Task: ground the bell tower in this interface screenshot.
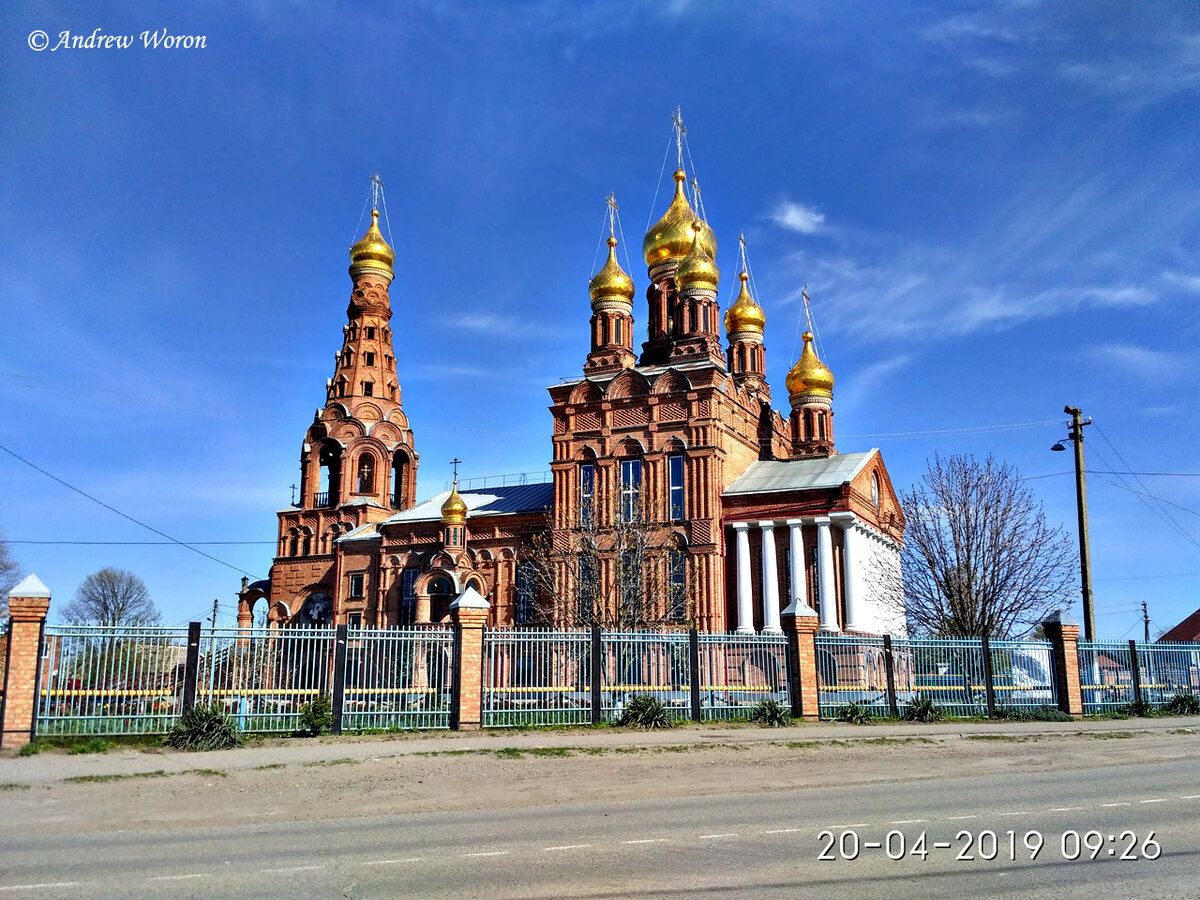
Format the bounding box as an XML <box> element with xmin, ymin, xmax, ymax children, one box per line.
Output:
<box><xmin>268</xmin><ymin>180</ymin><xmax>421</xmax><ymax>626</ymax></box>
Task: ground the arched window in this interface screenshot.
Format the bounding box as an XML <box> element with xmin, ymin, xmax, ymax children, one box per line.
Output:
<box><xmin>818</xmin><ymin>412</ymin><xmax>827</xmax><ymax>440</ymax></box>
<box><xmin>620</xmin><ymin>458</ymin><xmax>642</xmax><ymax>522</ymax></box>
<box><xmin>357</xmin><ymin>455</ymin><xmax>375</xmax><ymax>494</ymax></box>
<box><xmin>803</xmin><ymin>409</ymin><xmax>814</xmax><ymax>441</ymax></box>
<box><xmin>579</xmin><ymin>462</ymin><xmax>595</xmax><ymax>528</ymax></box>
<box><xmin>667</xmin><ymin>454</ymin><xmax>685</xmax><ymax>521</ymax></box>
<box><xmin>289</xmin><ymin>532</ymin><xmax>299</xmax><ymax>557</ymax></box>
<box><xmin>317</xmin><ymin>443</ymin><xmax>340</xmax><ymax>506</ymax></box>
<box><xmin>391</xmin><ymin>449</ymin><xmax>409</xmax><ymax>509</ymax></box>
<box><xmin>428</xmin><ymin>577</ymin><xmax>454</xmax><ymax>623</ymax></box>
<box><xmin>871</xmin><ymin>472</ymin><xmax>881</xmax><ymax>511</ymax></box>
<box><xmin>400</xmin><ymin>569</ymin><xmax>419</xmax><ymax>624</ymax></box>
<box><xmin>301</xmin><ymin>528</ymin><xmax>312</xmax><ymax>556</ymax></box>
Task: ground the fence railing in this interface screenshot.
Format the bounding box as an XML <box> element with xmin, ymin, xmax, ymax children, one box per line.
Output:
<box><xmin>481</xmin><ymin>629</ymin><xmax>790</xmax><ymax>727</ymax></box>
<box><xmin>34</xmin><ymin>624</ymin><xmax>455</xmax><ymax>736</ymax></box>
<box><xmin>816</xmin><ymin>634</ymin><xmax>1059</xmax><ymax>720</ymax></box>
<box><xmin>482</xmin><ymin>629</ymin><xmax>592</xmax><ymax>728</ymax></box>
<box><xmin>31</xmin><ymin>622</ymin><xmax>1200</xmax><ymax>737</ymax></box>
<box><xmin>343</xmin><ymin>626</ymin><xmax>455</xmax><ymax>731</ymax></box>
<box><xmin>600</xmin><ymin>630</ymin><xmax>692</xmax><ymax>722</ymax></box>
<box><xmin>36</xmin><ymin>625</ymin><xmax>192</xmax><ymax>736</ymax></box>
<box><xmin>697</xmin><ymin>632</ymin><xmax>789</xmax><ymax>721</ymax></box>
<box><xmin>1079</xmin><ymin>640</ymin><xmax>1200</xmax><ymax>715</ymax></box>
<box><xmin>197</xmin><ymin>627</ymin><xmax>337</xmax><ymax>733</ymax></box>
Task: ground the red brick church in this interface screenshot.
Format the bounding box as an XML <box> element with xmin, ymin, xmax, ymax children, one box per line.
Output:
<box><xmin>240</xmin><ymin>157</ymin><xmax>906</xmax><ymax>636</ymax></box>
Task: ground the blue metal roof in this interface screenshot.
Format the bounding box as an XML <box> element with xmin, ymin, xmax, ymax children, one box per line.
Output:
<box><xmin>383</xmin><ymin>481</ymin><xmax>554</xmax><ymax>524</ymax></box>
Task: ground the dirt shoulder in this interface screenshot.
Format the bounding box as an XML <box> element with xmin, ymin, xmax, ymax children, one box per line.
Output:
<box><xmin>2</xmin><ymin>718</ymin><xmax>1197</xmax><ymax>837</ymax></box>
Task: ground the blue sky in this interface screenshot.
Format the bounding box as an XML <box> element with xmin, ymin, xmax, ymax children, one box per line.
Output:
<box><xmin>2</xmin><ymin>0</ymin><xmax>1198</xmax><ymax>637</ymax></box>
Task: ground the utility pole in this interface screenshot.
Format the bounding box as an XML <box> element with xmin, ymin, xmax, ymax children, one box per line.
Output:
<box><xmin>210</xmin><ymin>598</ymin><xmax>219</xmax><ymax>640</ymax></box>
<box><xmin>1142</xmin><ymin>600</ymin><xmax>1150</xmax><ymax>644</ymax></box>
<box><xmin>1065</xmin><ymin>406</ymin><xmax>1095</xmax><ymax>642</ymax></box>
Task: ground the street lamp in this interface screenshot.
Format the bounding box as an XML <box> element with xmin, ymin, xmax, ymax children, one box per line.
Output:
<box><xmin>1051</xmin><ymin>405</ymin><xmax>1094</xmax><ymax>641</ymax></box>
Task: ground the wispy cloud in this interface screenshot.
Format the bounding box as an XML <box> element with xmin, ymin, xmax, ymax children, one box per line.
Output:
<box><xmin>768</xmin><ymin>200</ymin><xmax>826</xmax><ymax>234</ymax></box>
<box><xmin>1083</xmin><ymin>343</ymin><xmax>1183</xmax><ymax>382</ymax></box>
<box><xmin>1162</xmin><ymin>271</ymin><xmax>1200</xmax><ymax>294</ymax></box>
<box><xmin>1059</xmin><ymin>33</ymin><xmax>1200</xmax><ymax>104</ymax></box>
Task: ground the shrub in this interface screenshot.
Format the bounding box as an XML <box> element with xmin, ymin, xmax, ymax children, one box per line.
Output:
<box><xmin>1164</xmin><ymin>693</ymin><xmax>1200</xmax><ymax>716</ymax></box>
<box><xmin>68</xmin><ymin>737</ymin><xmax>116</xmax><ymax>755</ymax></box>
<box><xmin>749</xmin><ymin>698</ymin><xmax>792</xmax><ymax>727</ymax></box>
<box><xmin>166</xmin><ymin>705</ymin><xmax>245</xmax><ymax>751</ymax></box>
<box><xmin>617</xmin><ymin>694</ymin><xmax>674</xmax><ymax>730</ymax></box>
<box><xmin>993</xmin><ymin>705</ymin><xmax>1073</xmax><ymax>722</ymax></box>
<box><xmin>836</xmin><ymin>702</ymin><xmax>874</xmax><ymax>725</ymax></box>
<box><xmin>902</xmin><ymin>696</ymin><xmax>945</xmax><ymax>723</ymax></box>
<box><xmin>1116</xmin><ymin>698</ymin><xmax>1154</xmax><ymax>718</ymax></box>
<box><xmin>297</xmin><ymin>696</ymin><xmax>333</xmax><ymax>736</ymax></box>
<box><xmin>17</xmin><ymin>742</ymin><xmax>41</xmax><ymax>757</ymax></box>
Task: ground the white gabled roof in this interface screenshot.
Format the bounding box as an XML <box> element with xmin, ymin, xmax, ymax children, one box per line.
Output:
<box><xmin>722</xmin><ymin>451</ymin><xmax>876</xmax><ymax>496</ymax></box>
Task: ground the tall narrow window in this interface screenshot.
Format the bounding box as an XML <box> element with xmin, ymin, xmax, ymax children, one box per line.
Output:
<box><xmin>349</xmin><ymin>573</ymin><xmax>365</xmax><ymax>598</ymax></box>
<box><xmin>818</xmin><ymin>412</ymin><xmax>826</xmax><ymax>440</ymax></box>
<box><xmin>362</xmin><ymin>381</ymin><xmax>374</xmax><ymax>397</ymax></box>
<box><xmin>668</xmin><ymin>549</ymin><xmax>686</xmax><ymax>621</ymax></box>
<box><xmin>400</xmin><ymin>569</ymin><xmax>418</xmax><ymax>624</ymax></box>
<box><xmin>515</xmin><ymin>561</ymin><xmax>536</xmax><ymax>625</ymax></box>
<box><xmin>579</xmin><ymin>463</ymin><xmax>595</xmax><ymax>528</ymax></box>
<box><xmin>619</xmin><ymin>550</ymin><xmax>642</xmax><ymax>618</ymax></box>
<box><xmin>620</xmin><ymin>458</ymin><xmax>642</xmax><ymax>522</ymax></box>
<box><xmin>668</xmin><ymin>454</ymin><xmax>685</xmax><ymax>521</ymax></box>
<box><xmin>366</xmin><ymin>326</ymin><xmax>376</xmax><ymax>340</ymax></box>
<box><xmin>577</xmin><ymin>555</ymin><xmax>597</xmax><ymax>624</ymax></box>
<box><xmin>364</xmin><ymin>352</ymin><xmax>375</xmax><ymax>366</ymax></box>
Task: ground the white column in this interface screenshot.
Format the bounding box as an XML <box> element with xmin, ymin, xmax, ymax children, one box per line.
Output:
<box><xmin>732</xmin><ymin>523</ymin><xmax>754</xmax><ymax>634</ymax></box>
<box><xmin>831</xmin><ymin>512</ymin><xmax>862</xmax><ymax>632</ymax></box>
<box><xmin>758</xmin><ymin>521</ymin><xmax>781</xmax><ymax>634</ymax></box>
<box><xmin>814</xmin><ymin>516</ymin><xmax>838</xmax><ymax>632</ymax></box>
<box><xmin>786</xmin><ymin>518</ymin><xmax>807</xmax><ymax>609</ymax></box>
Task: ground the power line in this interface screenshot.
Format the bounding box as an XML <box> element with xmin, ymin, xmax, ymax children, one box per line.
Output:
<box><xmin>9</xmin><ymin>541</ymin><xmax>275</xmax><ymax>546</ymax></box>
<box><xmin>0</xmin><ymin>440</ymin><xmax>263</xmax><ymax>580</ymax></box>
<box><xmin>840</xmin><ymin>419</ymin><xmax>1061</xmax><ymax>440</ymax></box>
<box><xmin>1089</xmin><ymin>426</ymin><xmax>1200</xmax><ymax>549</ymax></box>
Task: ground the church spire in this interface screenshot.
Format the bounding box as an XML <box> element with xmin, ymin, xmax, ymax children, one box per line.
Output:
<box><xmin>786</xmin><ymin>292</ymin><xmax>836</xmax><ymax>457</ymax></box>
<box><xmin>585</xmin><ymin>194</ymin><xmax>637</xmax><ymax>376</ymax></box>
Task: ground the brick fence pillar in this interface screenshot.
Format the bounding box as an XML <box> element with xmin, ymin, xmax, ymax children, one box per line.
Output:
<box><xmin>2</xmin><ymin>575</ymin><xmax>51</xmax><ymax>750</ymax></box>
<box><xmin>1042</xmin><ymin>610</ymin><xmax>1083</xmax><ymax>719</ymax></box>
<box><xmin>781</xmin><ymin>600</ymin><xmax>822</xmax><ymax>721</ymax></box>
<box><xmin>450</xmin><ymin>587</ymin><xmax>489</xmax><ymax>731</ymax></box>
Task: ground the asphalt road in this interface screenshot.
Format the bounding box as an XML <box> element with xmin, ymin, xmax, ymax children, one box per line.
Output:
<box><xmin>2</xmin><ymin>758</ymin><xmax>1198</xmax><ymax>898</ymax></box>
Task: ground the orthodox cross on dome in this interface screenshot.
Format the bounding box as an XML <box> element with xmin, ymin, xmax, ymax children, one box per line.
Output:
<box><xmin>370</xmin><ymin>172</ymin><xmax>385</xmax><ymax>209</ymax></box>
<box><xmin>802</xmin><ymin>285</ymin><xmax>814</xmax><ymax>335</ymax></box>
<box><xmin>738</xmin><ymin>231</ymin><xmax>748</xmax><ymax>271</ymax></box>
<box><xmin>450</xmin><ymin>457</ymin><xmax>462</xmax><ymax>483</ymax></box>
<box><xmin>671</xmin><ymin>106</ymin><xmax>687</xmax><ymax>169</ymax></box>
<box><xmin>606</xmin><ymin>191</ymin><xmax>619</xmax><ymax>238</ymax></box>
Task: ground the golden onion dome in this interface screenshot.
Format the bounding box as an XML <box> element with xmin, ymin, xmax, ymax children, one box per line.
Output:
<box><xmin>440</xmin><ymin>480</ymin><xmax>468</xmax><ymax>526</ymax></box>
<box><xmin>786</xmin><ymin>331</ymin><xmax>835</xmax><ymax>404</ymax></box>
<box><xmin>724</xmin><ymin>271</ymin><xmax>766</xmax><ymax>336</ymax></box>
<box><xmin>675</xmin><ymin>220</ymin><xmax>720</xmax><ymax>292</ymax></box>
<box><xmin>349</xmin><ymin>209</ymin><xmax>395</xmax><ymax>278</ymax></box>
<box><xmin>643</xmin><ymin>169</ymin><xmax>716</xmax><ymax>267</ymax></box>
<box><xmin>588</xmin><ymin>236</ymin><xmax>635</xmax><ymax>302</ymax></box>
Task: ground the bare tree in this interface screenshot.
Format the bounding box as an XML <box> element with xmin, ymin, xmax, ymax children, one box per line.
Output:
<box><xmin>891</xmin><ymin>453</ymin><xmax>1076</xmax><ymax>638</ymax></box>
<box><xmin>526</xmin><ymin>492</ymin><xmax>689</xmax><ymax>628</ymax></box>
<box><xmin>0</xmin><ymin>528</ymin><xmax>21</xmax><ymax>618</ymax></box>
<box><xmin>60</xmin><ymin>567</ymin><xmax>162</xmax><ymax>626</ymax></box>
